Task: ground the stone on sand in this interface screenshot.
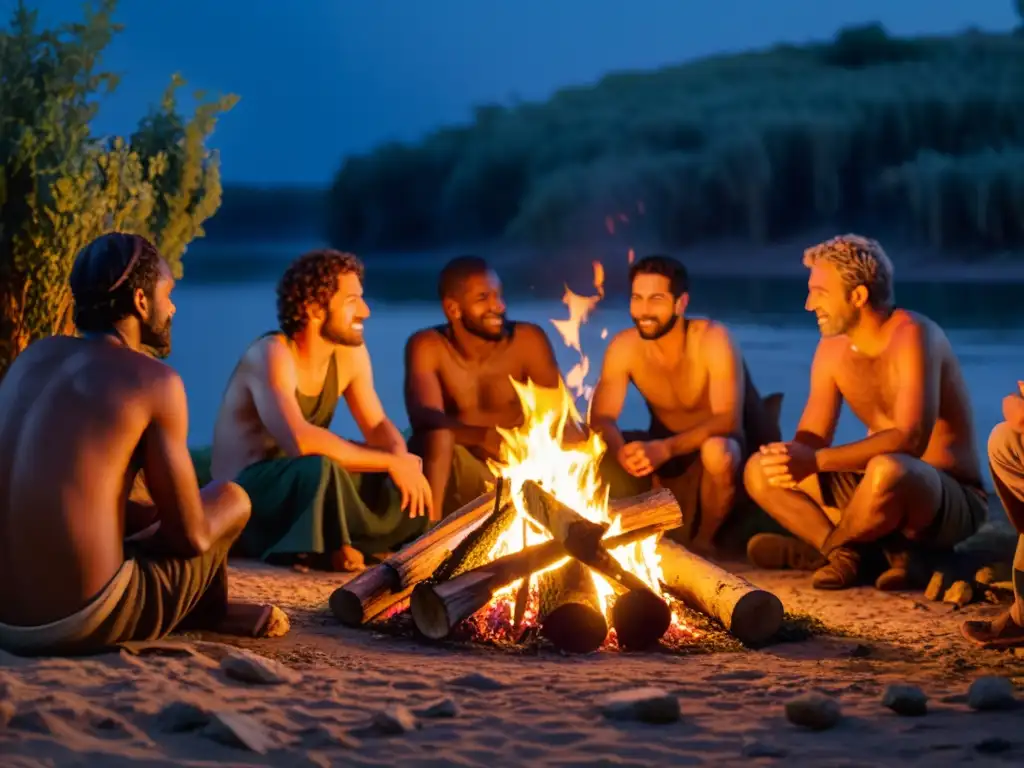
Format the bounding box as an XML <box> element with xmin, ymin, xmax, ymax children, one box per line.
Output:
<box><xmin>220</xmin><ymin>648</ymin><xmax>302</xmax><ymax>686</ymax></box>
<box><xmin>742</xmin><ymin>741</ymin><xmax>788</xmax><ymax>758</ymax></box>
<box><xmin>882</xmin><ymin>684</ymin><xmax>928</xmax><ymax>716</ymax></box>
<box><xmin>942</xmin><ymin>581</ymin><xmax>973</xmax><ymax>608</ymax></box>
<box><xmin>967</xmin><ymin>677</ymin><xmax>1017</xmax><ymax>711</ymax></box>
<box><xmin>156</xmin><ymin>699</ymin><xmax>213</xmax><ymax>732</ymax></box>
<box><xmin>368</xmin><ymin>705</ymin><xmax>419</xmax><ymax>735</ymax></box>
<box><xmin>203</xmin><ymin>711</ymin><xmax>278</xmax><ymax>754</ymax></box>
<box><xmin>301</xmin><ymin>722</ymin><xmax>362</xmax><ymax>749</ymax></box>
<box><xmin>449</xmin><ymin>672</ymin><xmax>506</xmax><ymax>691</ymax></box>
<box><xmin>414</xmin><ymin>697</ymin><xmax>459</xmax><ymax>718</ymax></box>
<box><xmin>784</xmin><ymin>693</ymin><xmax>841</xmax><ymax>731</ymax></box>
<box><xmin>599</xmin><ymin>687</ymin><xmax>681</xmax><ymax>724</ymax></box>
<box><xmin>924</xmin><ymin>571</ymin><xmax>948</xmax><ymax>602</ymax></box>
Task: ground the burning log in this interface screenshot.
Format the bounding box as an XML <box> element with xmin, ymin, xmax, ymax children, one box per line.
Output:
<box><xmin>609</xmin><ymin>488</ymin><xmax>683</xmax><ymax>534</ymax></box>
<box><xmin>410</xmin><ymin>518</ymin><xmax>674</xmax><ymax>642</ymax></box>
<box><xmin>657</xmin><ymin>539</ymin><xmax>784</xmax><ymax>646</ymax></box>
<box><xmin>431</xmin><ymin>499</ymin><xmax>517</xmax><ymax>582</ymax></box>
<box><xmin>537</xmin><ymin>559</ymin><xmax>607</xmax><ymax>653</ymax></box>
<box><xmin>329</xmin><ymin>489</ymin><xmax>499</xmax><ymax>626</ymax></box>
<box><xmin>519</xmin><ymin>480</ymin><xmax>608</xmax><ymax>559</ymax></box>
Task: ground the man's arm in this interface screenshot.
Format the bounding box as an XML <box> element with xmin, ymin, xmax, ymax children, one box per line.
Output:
<box><xmin>248</xmin><ymin>339</ymin><xmax>397</xmax><ymax>473</ymax></box>
<box><xmin>792</xmin><ymin>341</ymin><xmax>843</xmax><ymax>450</ymax></box>
<box><xmin>1003</xmin><ymin>390</ymin><xmax>1024</xmax><ymax>432</ymax></box>
<box><xmin>815</xmin><ymin>323</ymin><xmax>937</xmax><ymax>472</ymax></box>
<box><xmin>343</xmin><ymin>345</ymin><xmax>407</xmax><ymax>454</ymax></box>
<box><xmin>660</xmin><ymin>324</ymin><xmax>743</xmax><ymax>457</ymax></box>
<box><xmin>403</xmin><ymin>331</ymin><xmax>492</xmax><ymax>447</ymax></box>
<box><xmin>589</xmin><ymin>334</ymin><xmax>631</xmax><ymax>456</ymax></box>
<box><xmin>142</xmin><ymin>372</ymin><xmax>235</xmax><ymax>556</ymax></box>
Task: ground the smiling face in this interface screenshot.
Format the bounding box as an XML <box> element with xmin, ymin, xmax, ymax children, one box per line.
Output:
<box><xmin>446</xmin><ymin>269</ymin><xmax>507</xmax><ymax>341</ymax></box>
<box><xmin>319</xmin><ymin>271</ymin><xmax>370</xmax><ymax>347</ymax></box>
<box><xmin>805</xmin><ymin>261</ymin><xmax>861</xmax><ymax>338</ymax></box>
<box><xmin>629</xmin><ymin>273</ymin><xmax>686</xmax><ymax>340</ymax></box>
<box><xmin>137</xmin><ymin>258</ymin><xmax>176</xmax><ymax>358</ymax></box>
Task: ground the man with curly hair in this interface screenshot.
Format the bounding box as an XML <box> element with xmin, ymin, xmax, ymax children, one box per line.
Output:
<box><xmin>404</xmin><ymin>255</ymin><xmax>567</xmax><ymax>518</ymax></box>
<box><xmin>744</xmin><ymin>234</ymin><xmax>986</xmax><ymax>591</ymax></box>
<box><xmin>0</xmin><ymin>232</ymin><xmax>287</xmax><ymax>657</ymax></box>
<box><xmin>209</xmin><ymin>249</ymin><xmax>431</xmax><ymax>572</ymax></box>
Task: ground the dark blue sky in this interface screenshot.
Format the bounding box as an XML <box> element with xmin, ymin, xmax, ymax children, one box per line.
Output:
<box><xmin>9</xmin><ymin>1</ymin><xmax>1018</xmax><ymax>184</ymax></box>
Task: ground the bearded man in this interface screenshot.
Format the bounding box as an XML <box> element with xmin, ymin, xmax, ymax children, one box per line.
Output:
<box><xmin>404</xmin><ymin>256</ymin><xmax>567</xmax><ymax>518</ymax></box>
<box><xmin>208</xmin><ymin>249</ymin><xmax>432</xmax><ymax>572</ymax></box>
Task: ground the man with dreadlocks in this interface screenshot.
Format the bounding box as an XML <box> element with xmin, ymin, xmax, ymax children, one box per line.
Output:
<box><xmin>0</xmin><ymin>232</ymin><xmax>287</xmax><ymax>656</ymax></box>
<box><xmin>743</xmin><ymin>234</ymin><xmax>986</xmax><ymax>591</ymax></box>
<box><xmin>208</xmin><ymin>249</ymin><xmax>432</xmax><ymax>572</ymax></box>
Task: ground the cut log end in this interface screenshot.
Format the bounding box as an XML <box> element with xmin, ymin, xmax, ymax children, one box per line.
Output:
<box><xmin>409</xmin><ymin>583</ymin><xmax>451</xmax><ymax>640</ymax></box>
<box><xmin>611</xmin><ymin>589</ymin><xmax>672</xmax><ymax>651</ymax></box>
<box><xmin>731</xmin><ymin>590</ymin><xmax>785</xmax><ymax>646</ymax></box>
<box><xmin>541</xmin><ymin>602</ymin><xmax>608</xmax><ymax>654</ymax></box>
<box><xmin>328</xmin><ymin>587</ymin><xmax>368</xmax><ymax>628</ymax></box>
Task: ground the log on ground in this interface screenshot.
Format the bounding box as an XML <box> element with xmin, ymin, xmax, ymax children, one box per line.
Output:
<box><xmin>658</xmin><ymin>538</ymin><xmax>784</xmax><ymax>645</ymax></box>
<box><xmin>537</xmin><ymin>559</ymin><xmax>608</xmax><ymax>653</ymax></box>
<box><xmin>329</xmin><ymin>489</ymin><xmax>498</xmax><ymax>626</ymax></box>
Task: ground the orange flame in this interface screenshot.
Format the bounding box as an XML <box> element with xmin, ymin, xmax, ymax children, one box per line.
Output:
<box><xmin>549</xmin><ymin>261</ymin><xmax>605</xmax><ymax>401</ymax></box>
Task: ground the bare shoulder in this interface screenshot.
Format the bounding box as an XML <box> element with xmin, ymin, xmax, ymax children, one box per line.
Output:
<box><xmin>695</xmin><ymin>318</ymin><xmax>737</xmax><ymax>353</ymax></box>
<box><xmin>404</xmin><ymin>327</ymin><xmax>446</xmax><ymax>370</ymax></box>
<box><xmin>891</xmin><ymin>310</ymin><xmax>945</xmax><ymax>349</ymax></box>
<box><xmin>603</xmin><ymin>328</ymin><xmax>640</xmax><ymax>367</ymax></box>
<box><xmin>512</xmin><ymin>321</ymin><xmax>555</xmax><ymax>350</ymax></box>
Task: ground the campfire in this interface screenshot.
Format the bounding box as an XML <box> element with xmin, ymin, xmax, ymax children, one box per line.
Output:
<box><xmin>330</xmin><ymin>377</ymin><xmax>786</xmax><ymax>653</ymax></box>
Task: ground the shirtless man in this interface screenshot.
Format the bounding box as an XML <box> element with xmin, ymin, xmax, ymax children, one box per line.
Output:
<box><xmin>209</xmin><ymin>249</ymin><xmax>432</xmax><ymax>572</ymax></box>
<box><xmin>590</xmin><ymin>255</ymin><xmax>760</xmax><ymax>553</ymax></box>
<box><xmin>404</xmin><ymin>255</ymin><xmax>566</xmax><ymax>517</ymax></box>
<box><xmin>0</xmin><ymin>233</ymin><xmax>285</xmax><ymax>657</ymax></box>
<box><xmin>744</xmin><ymin>234</ymin><xmax>986</xmax><ymax>591</ymax></box>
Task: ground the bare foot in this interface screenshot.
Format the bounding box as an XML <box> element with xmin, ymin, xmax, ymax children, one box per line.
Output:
<box><xmin>330</xmin><ymin>545</ymin><xmax>366</xmax><ymax>572</ymax></box>
<box><xmin>217</xmin><ymin>602</ymin><xmax>291</xmax><ymax>638</ymax></box>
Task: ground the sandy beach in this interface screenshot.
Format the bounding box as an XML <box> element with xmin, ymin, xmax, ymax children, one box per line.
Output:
<box><xmin>3</xmin><ymin>502</ymin><xmax>1024</xmax><ymax>767</ymax></box>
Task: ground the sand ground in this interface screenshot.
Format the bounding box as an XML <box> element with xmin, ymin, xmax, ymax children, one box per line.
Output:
<box><xmin>3</xmin><ymin>504</ymin><xmax>1024</xmax><ymax>767</ymax></box>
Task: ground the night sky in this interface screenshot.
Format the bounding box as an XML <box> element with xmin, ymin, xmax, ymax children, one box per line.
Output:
<box><xmin>6</xmin><ymin>1</ymin><xmax>1018</xmax><ymax>183</ymax></box>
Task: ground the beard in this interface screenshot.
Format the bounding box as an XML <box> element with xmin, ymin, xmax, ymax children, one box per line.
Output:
<box><xmin>632</xmin><ymin>313</ymin><xmax>677</xmax><ymax>341</ymax></box>
<box><xmin>141</xmin><ymin>316</ymin><xmax>172</xmax><ymax>359</ymax></box>
<box><xmin>461</xmin><ymin>312</ymin><xmax>507</xmax><ymax>342</ymax></box>
<box><xmin>321</xmin><ymin>309</ymin><xmax>365</xmax><ymax>347</ymax></box>
<box><xmin>816</xmin><ymin>307</ymin><xmax>858</xmax><ymax>338</ymax></box>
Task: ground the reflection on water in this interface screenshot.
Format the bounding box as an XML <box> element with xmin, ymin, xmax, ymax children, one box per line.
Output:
<box><xmin>169</xmin><ymin>276</ymin><xmax>1024</xmax><ymax>490</ymax></box>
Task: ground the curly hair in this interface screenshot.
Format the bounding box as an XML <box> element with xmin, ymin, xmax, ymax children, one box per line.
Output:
<box><xmin>70</xmin><ymin>232</ymin><xmax>164</xmax><ymax>333</ymax></box>
<box><xmin>803</xmin><ymin>233</ymin><xmax>895</xmax><ymax>311</ymax></box>
<box><xmin>276</xmin><ymin>249</ymin><xmax>365</xmax><ymax>336</ymax></box>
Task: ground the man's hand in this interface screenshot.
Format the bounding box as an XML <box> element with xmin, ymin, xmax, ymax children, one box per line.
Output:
<box><xmin>388</xmin><ymin>453</ymin><xmax>433</xmax><ymax>519</ymax></box>
<box><xmin>617</xmin><ymin>440</ymin><xmax>671</xmax><ymax>477</ymax></box>
<box><xmin>758</xmin><ymin>441</ymin><xmax>818</xmax><ymax>489</ymax></box>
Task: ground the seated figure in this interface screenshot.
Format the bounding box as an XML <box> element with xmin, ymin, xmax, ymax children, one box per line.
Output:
<box><xmin>744</xmin><ymin>234</ymin><xmax>986</xmax><ymax>590</ymax></box>
<box><xmin>404</xmin><ymin>256</ymin><xmax>568</xmax><ymax>517</ymax></box>
<box><xmin>209</xmin><ymin>249</ymin><xmax>432</xmax><ymax>572</ymax></box>
<box><xmin>0</xmin><ymin>233</ymin><xmax>285</xmax><ymax>657</ymax></box>
<box><xmin>589</xmin><ymin>255</ymin><xmax>785</xmax><ymax>555</ymax></box>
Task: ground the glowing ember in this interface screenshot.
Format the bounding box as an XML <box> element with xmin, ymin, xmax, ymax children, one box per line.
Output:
<box><xmin>477</xmin><ymin>378</ymin><xmax>693</xmax><ymax>646</ymax></box>
<box><xmin>627</xmin><ymin>247</ymin><xmax>635</xmax><ymax>264</ymax></box>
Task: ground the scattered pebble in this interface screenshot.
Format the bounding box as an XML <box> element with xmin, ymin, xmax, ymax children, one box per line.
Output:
<box><xmin>203</xmin><ymin>711</ymin><xmax>277</xmax><ymax>754</ymax></box>
<box><xmin>925</xmin><ymin>571</ymin><xmax>947</xmax><ymax>601</ymax></box>
<box><xmin>221</xmin><ymin>648</ymin><xmax>301</xmax><ymax>686</ymax></box>
<box><xmin>300</xmin><ymin>722</ymin><xmax>362</xmax><ymax>749</ymax></box>
<box><xmin>414</xmin><ymin>697</ymin><xmax>458</xmax><ymax>718</ymax></box>
<box><xmin>784</xmin><ymin>693</ymin><xmax>841</xmax><ymax>731</ymax></box>
<box><xmin>968</xmin><ymin>677</ymin><xmax>1016</xmax><ymax>711</ymax></box>
<box><xmin>942</xmin><ymin>581</ymin><xmax>973</xmax><ymax>608</ymax></box>
<box><xmin>449</xmin><ymin>672</ymin><xmax>506</xmax><ymax>691</ymax></box>
<box><xmin>156</xmin><ymin>700</ymin><xmax>213</xmax><ymax>733</ymax></box>
<box><xmin>882</xmin><ymin>684</ymin><xmax>928</xmax><ymax>716</ymax></box>
<box><xmin>975</xmin><ymin>736</ymin><xmax>1013</xmax><ymax>754</ymax></box>
<box><xmin>741</xmin><ymin>740</ymin><xmax>788</xmax><ymax>758</ymax></box>
<box><xmin>367</xmin><ymin>705</ymin><xmax>419</xmax><ymax>735</ymax></box>
<box><xmin>599</xmin><ymin>687</ymin><xmax>681</xmax><ymax>724</ymax></box>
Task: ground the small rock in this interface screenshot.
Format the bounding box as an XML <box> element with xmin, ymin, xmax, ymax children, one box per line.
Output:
<box><xmin>0</xmin><ymin>701</ymin><xmax>14</xmax><ymax>728</ymax></box>
<box><xmin>975</xmin><ymin>563</ymin><xmax>1011</xmax><ymax>586</ymax></box>
<box><xmin>221</xmin><ymin>649</ymin><xmax>301</xmax><ymax>686</ymax></box>
<box><xmin>203</xmin><ymin>711</ymin><xmax>277</xmax><ymax>754</ymax></box>
<box><xmin>156</xmin><ymin>700</ymin><xmax>213</xmax><ymax>732</ymax></box>
<box><xmin>784</xmin><ymin>693</ymin><xmax>841</xmax><ymax>731</ymax></box>
<box><xmin>925</xmin><ymin>571</ymin><xmax>947</xmax><ymax>601</ymax></box>
<box><xmin>848</xmin><ymin>643</ymin><xmax>872</xmax><ymax>658</ymax></box>
<box><xmin>742</xmin><ymin>741</ymin><xmax>788</xmax><ymax>758</ymax></box>
<box><xmin>599</xmin><ymin>687</ymin><xmax>681</xmax><ymax>724</ymax></box>
<box><xmin>368</xmin><ymin>705</ymin><xmax>418</xmax><ymax>735</ymax></box>
<box><xmin>975</xmin><ymin>736</ymin><xmax>1013</xmax><ymax>754</ymax></box>
<box><xmin>882</xmin><ymin>684</ymin><xmax>928</xmax><ymax>716</ymax></box>
<box><xmin>943</xmin><ymin>581</ymin><xmax>974</xmax><ymax>608</ymax></box>
<box><xmin>967</xmin><ymin>676</ymin><xmax>1017</xmax><ymax>711</ymax></box>
<box><xmin>301</xmin><ymin>722</ymin><xmax>362</xmax><ymax>749</ymax></box>
<box><xmin>414</xmin><ymin>698</ymin><xmax>458</xmax><ymax>718</ymax></box>
<box><xmin>448</xmin><ymin>672</ymin><xmax>506</xmax><ymax>691</ymax></box>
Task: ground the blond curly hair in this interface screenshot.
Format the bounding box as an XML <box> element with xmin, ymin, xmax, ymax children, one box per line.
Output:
<box><xmin>802</xmin><ymin>234</ymin><xmax>894</xmax><ymax>311</ymax></box>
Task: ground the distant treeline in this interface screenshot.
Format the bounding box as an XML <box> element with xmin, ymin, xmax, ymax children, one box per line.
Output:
<box><xmin>204</xmin><ymin>184</ymin><xmax>327</xmax><ymax>241</ymax></box>
<box><xmin>319</xmin><ymin>24</ymin><xmax>1024</xmax><ymax>257</ymax></box>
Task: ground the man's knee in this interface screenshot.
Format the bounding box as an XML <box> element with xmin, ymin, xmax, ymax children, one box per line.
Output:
<box><xmin>742</xmin><ymin>452</ymin><xmax>771</xmax><ymax>500</ymax></box>
<box><xmin>863</xmin><ymin>453</ymin><xmax>913</xmax><ymax>497</ymax></box>
<box><xmin>701</xmin><ymin>437</ymin><xmax>740</xmax><ymax>484</ymax></box>
<box><xmin>989</xmin><ymin>422</ymin><xmax>1023</xmax><ymax>470</ymax></box>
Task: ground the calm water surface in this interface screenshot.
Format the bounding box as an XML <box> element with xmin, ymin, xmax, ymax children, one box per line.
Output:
<box><xmin>168</xmin><ymin>277</ymin><xmax>1024</xmax><ymax>490</ymax></box>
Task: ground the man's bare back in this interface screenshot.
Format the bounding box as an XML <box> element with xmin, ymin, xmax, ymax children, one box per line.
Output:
<box><xmin>817</xmin><ymin>309</ymin><xmax>981</xmax><ymax>483</ymax></box>
<box><xmin>0</xmin><ymin>336</ymin><xmax>174</xmax><ymax>625</ymax></box>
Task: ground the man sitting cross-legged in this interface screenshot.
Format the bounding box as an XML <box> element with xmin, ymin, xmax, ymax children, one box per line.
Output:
<box><xmin>961</xmin><ymin>402</ymin><xmax>1024</xmax><ymax>648</ymax></box>
<box><xmin>744</xmin><ymin>234</ymin><xmax>986</xmax><ymax>590</ymax></box>
<box><xmin>0</xmin><ymin>233</ymin><xmax>286</xmax><ymax>657</ymax></box>
<box><xmin>404</xmin><ymin>256</ymin><xmax>568</xmax><ymax>518</ymax></box>
<box><xmin>590</xmin><ymin>255</ymin><xmax>784</xmax><ymax>555</ymax></box>
<box><xmin>209</xmin><ymin>249</ymin><xmax>432</xmax><ymax>572</ymax></box>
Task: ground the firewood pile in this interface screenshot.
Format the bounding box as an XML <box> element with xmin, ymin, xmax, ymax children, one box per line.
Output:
<box><xmin>329</xmin><ymin>480</ymin><xmax>787</xmax><ymax>653</ymax></box>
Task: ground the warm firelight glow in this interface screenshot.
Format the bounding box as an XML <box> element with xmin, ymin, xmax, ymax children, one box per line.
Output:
<box><xmin>549</xmin><ymin>260</ymin><xmax>604</xmax><ymax>401</ymax></box>
<box><xmin>484</xmin><ymin>378</ymin><xmax>680</xmax><ymax>632</ymax></box>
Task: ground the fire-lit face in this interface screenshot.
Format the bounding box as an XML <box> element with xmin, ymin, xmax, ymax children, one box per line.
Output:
<box><xmin>805</xmin><ymin>261</ymin><xmax>860</xmax><ymax>338</ymax></box>
<box><xmin>450</xmin><ymin>270</ymin><xmax>507</xmax><ymax>341</ymax></box>
<box><xmin>629</xmin><ymin>273</ymin><xmax>685</xmax><ymax>340</ymax></box>
<box><xmin>320</xmin><ymin>271</ymin><xmax>370</xmax><ymax>347</ymax></box>
<box><xmin>140</xmin><ymin>259</ymin><xmax>175</xmax><ymax>358</ymax></box>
